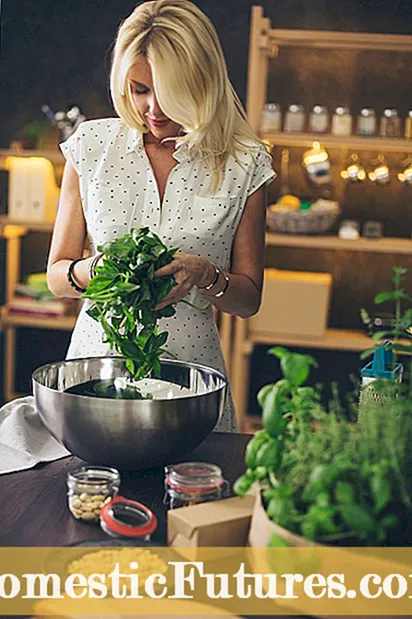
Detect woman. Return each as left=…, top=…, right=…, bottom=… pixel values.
left=47, top=0, right=276, bottom=432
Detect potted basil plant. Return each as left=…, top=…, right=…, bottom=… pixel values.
left=234, top=346, right=412, bottom=548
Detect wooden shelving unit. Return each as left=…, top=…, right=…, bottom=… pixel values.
left=0, top=183, right=68, bottom=401
left=267, top=28, right=412, bottom=53
left=0, top=307, right=76, bottom=331
left=262, top=132, right=412, bottom=154
left=0, top=215, right=54, bottom=233
left=230, top=7, right=412, bottom=432
left=243, top=327, right=372, bottom=353
left=0, top=149, right=64, bottom=169
left=266, top=232, right=412, bottom=254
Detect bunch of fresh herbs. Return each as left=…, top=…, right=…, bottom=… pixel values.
left=83, top=227, right=179, bottom=383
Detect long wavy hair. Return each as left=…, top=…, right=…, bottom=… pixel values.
left=110, top=0, right=261, bottom=192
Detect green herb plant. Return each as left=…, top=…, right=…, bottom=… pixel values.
left=83, top=227, right=187, bottom=385
left=361, top=265, right=412, bottom=393
left=235, top=346, right=412, bottom=546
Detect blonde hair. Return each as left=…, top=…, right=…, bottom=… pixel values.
left=110, top=0, right=261, bottom=192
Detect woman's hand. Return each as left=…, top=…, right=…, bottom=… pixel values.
left=153, top=252, right=214, bottom=310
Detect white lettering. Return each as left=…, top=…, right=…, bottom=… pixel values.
left=64, top=574, right=87, bottom=599
left=383, top=574, right=407, bottom=599
left=304, top=574, right=327, bottom=599
left=279, top=573, right=303, bottom=599
left=254, top=574, right=279, bottom=599
left=0, top=574, right=20, bottom=598
left=326, top=573, right=346, bottom=599
left=233, top=562, right=253, bottom=599
left=108, top=563, right=127, bottom=599
left=204, top=573, right=233, bottom=599
left=359, top=574, right=382, bottom=599
left=168, top=562, right=204, bottom=599
left=88, top=574, right=107, bottom=599
left=144, top=574, right=167, bottom=599
left=22, top=573, right=63, bottom=598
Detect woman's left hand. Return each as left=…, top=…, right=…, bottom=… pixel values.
left=153, top=252, right=213, bottom=310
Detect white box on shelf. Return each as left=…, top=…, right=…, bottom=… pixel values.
left=249, top=268, right=332, bottom=339
left=7, top=157, right=28, bottom=220
left=6, top=156, right=59, bottom=222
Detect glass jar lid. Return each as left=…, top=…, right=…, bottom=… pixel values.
left=287, top=104, right=304, bottom=113
left=311, top=105, right=328, bottom=114
left=67, top=465, right=121, bottom=491
left=360, top=108, right=375, bottom=117
left=100, top=497, right=157, bottom=538
left=264, top=103, right=281, bottom=111
left=334, top=106, right=350, bottom=115
left=383, top=108, right=399, bottom=118
left=165, top=461, right=225, bottom=494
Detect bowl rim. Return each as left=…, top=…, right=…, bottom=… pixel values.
left=31, top=356, right=228, bottom=402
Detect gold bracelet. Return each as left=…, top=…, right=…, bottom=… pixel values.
left=215, top=273, right=230, bottom=298
left=198, top=262, right=220, bottom=290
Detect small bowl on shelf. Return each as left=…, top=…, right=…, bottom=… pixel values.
left=267, top=198, right=340, bottom=235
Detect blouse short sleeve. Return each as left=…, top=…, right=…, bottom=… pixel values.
left=247, top=145, right=277, bottom=197
left=59, top=124, right=85, bottom=174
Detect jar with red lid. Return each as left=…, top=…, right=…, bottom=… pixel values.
left=164, top=461, right=229, bottom=509
left=100, top=496, right=157, bottom=541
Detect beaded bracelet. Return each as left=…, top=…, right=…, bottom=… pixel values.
left=215, top=273, right=230, bottom=298
left=67, top=258, right=87, bottom=294
left=198, top=261, right=220, bottom=291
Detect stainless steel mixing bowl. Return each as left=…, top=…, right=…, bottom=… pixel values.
left=32, top=357, right=227, bottom=470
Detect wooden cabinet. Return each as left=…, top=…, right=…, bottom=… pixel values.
left=231, top=6, right=412, bottom=432
left=0, top=149, right=77, bottom=402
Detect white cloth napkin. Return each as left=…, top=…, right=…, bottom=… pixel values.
left=0, top=395, right=70, bottom=475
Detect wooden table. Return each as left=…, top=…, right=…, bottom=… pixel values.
left=0, top=432, right=250, bottom=546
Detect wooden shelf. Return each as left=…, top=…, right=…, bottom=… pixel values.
left=268, top=28, right=412, bottom=53
left=247, top=328, right=374, bottom=352
left=0, top=215, right=54, bottom=232
left=266, top=232, right=412, bottom=254
left=1, top=307, right=76, bottom=331
left=0, top=148, right=64, bottom=168
left=262, top=132, right=412, bottom=153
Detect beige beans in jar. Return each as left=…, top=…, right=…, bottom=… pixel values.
left=66, top=465, right=121, bottom=523
left=68, top=491, right=114, bottom=522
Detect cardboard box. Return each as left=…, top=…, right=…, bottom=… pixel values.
left=167, top=495, right=255, bottom=550
left=249, top=268, right=332, bottom=339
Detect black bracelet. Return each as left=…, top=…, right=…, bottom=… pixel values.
left=67, top=258, right=87, bottom=294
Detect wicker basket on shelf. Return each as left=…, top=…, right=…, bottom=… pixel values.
left=267, top=201, right=340, bottom=235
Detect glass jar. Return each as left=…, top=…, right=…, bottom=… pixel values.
left=405, top=111, right=412, bottom=139
left=308, top=105, right=329, bottom=134
left=67, top=465, right=121, bottom=523
left=331, top=106, right=352, bottom=136
left=164, top=462, right=229, bottom=509
left=260, top=103, right=282, bottom=133
left=100, top=496, right=157, bottom=540
left=380, top=108, right=401, bottom=138
left=284, top=104, right=305, bottom=133
left=357, top=108, right=376, bottom=137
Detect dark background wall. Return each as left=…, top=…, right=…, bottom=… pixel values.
left=1, top=0, right=412, bottom=409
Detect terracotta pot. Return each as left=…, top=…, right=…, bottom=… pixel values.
left=248, top=486, right=315, bottom=547
left=247, top=486, right=407, bottom=618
